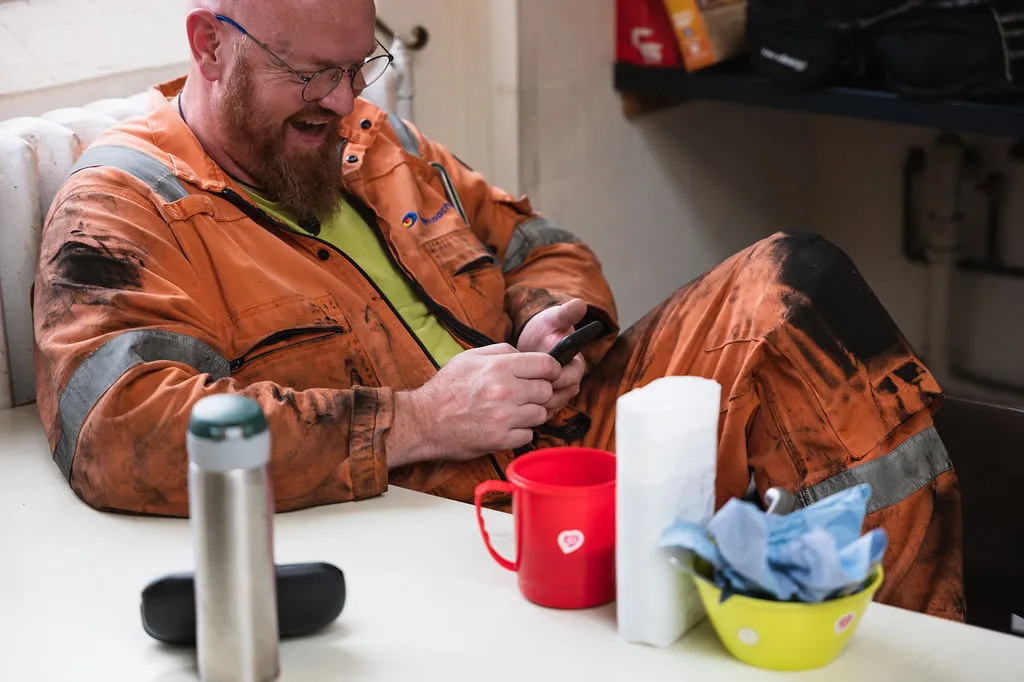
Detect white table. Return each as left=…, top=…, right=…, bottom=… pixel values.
left=1, top=405, right=1022, bottom=681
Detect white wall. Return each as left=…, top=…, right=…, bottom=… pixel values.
left=0, top=0, right=507, bottom=189
left=374, top=0, right=513, bottom=189
left=516, top=0, right=813, bottom=328
left=0, top=0, right=191, bottom=117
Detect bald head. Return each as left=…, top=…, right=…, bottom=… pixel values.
left=188, top=0, right=377, bottom=73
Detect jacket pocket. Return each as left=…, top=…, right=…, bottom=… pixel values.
left=229, top=326, right=346, bottom=373
left=422, top=228, right=511, bottom=342
left=221, top=293, right=380, bottom=390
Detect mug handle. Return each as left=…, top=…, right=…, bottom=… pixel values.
left=474, top=480, right=517, bottom=572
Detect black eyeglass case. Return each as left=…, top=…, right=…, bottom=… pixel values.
left=140, top=561, right=346, bottom=646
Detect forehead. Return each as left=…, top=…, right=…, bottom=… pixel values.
left=245, top=1, right=376, bottom=67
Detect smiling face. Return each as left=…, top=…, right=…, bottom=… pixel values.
left=212, top=0, right=377, bottom=217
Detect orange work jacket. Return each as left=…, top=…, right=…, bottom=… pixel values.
left=32, top=77, right=618, bottom=516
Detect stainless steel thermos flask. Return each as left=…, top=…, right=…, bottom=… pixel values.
left=187, top=394, right=280, bottom=682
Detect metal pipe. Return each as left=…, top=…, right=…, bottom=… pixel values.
left=922, top=133, right=965, bottom=384
left=376, top=17, right=429, bottom=51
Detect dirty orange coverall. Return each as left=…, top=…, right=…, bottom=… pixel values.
left=32, top=78, right=962, bottom=621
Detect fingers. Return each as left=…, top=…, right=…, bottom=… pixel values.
left=468, top=342, right=518, bottom=357
left=511, top=404, right=549, bottom=429
left=543, top=354, right=584, bottom=415
left=551, top=355, right=585, bottom=390
left=516, top=378, right=554, bottom=406
left=505, top=428, right=536, bottom=450
left=505, top=351, right=561, bottom=381
left=545, top=383, right=581, bottom=410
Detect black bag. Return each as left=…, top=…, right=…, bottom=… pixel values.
left=745, top=1, right=850, bottom=89
left=746, top=0, right=1024, bottom=99
left=867, top=1, right=1024, bottom=99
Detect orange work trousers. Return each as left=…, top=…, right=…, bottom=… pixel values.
left=563, top=231, right=963, bottom=622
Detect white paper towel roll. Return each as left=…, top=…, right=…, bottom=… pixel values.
left=615, top=375, right=721, bottom=647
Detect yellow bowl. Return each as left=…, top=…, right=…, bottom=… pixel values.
left=693, top=566, right=884, bottom=672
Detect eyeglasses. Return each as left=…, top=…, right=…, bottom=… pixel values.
left=214, top=14, right=394, bottom=102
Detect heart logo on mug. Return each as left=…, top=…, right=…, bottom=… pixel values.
left=557, top=529, right=585, bottom=554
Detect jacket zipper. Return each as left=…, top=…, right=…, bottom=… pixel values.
left=229, top=326, right=345, bottom=372
left=344, top=190, right=498, bottom=349
left=218, top=188, right=507, bottom=481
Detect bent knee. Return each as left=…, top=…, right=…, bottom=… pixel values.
left=753, top=230, right=854, bottom=279
left=752, top=230, right=909, bottom=371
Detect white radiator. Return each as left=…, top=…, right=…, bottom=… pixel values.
left=0, top=93, right=151, bottom=410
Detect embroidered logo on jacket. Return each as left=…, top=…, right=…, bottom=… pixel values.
left=401, top=212, right=418, bottom=228
left=421, top=202, right=452, bottom=226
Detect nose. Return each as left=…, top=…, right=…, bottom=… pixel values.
left=317, top=78, right=355, bottom=118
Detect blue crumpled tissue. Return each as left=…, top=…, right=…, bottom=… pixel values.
left=660, top=483, right=887, bottom=603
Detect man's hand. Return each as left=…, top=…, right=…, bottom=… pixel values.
left=516, top=298, right=588, bottom=418
left=386, top=344, right=562, bottom=468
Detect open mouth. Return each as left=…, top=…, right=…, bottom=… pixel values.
left=291, top=121, right=328, bottom=134
left=287, top=118, right=335, bottom=146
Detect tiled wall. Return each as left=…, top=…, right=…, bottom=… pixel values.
left=516, top=0, right=814, bottom=328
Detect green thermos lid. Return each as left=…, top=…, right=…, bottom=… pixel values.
left=188, top=394, right=268, bottom=441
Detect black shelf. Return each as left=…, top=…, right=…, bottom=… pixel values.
left=614, top=60, right=1024, bottom=139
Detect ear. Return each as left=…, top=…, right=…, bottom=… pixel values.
left=185, top=10, right=228, bottom=81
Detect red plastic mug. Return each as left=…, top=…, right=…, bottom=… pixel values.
left=474, top=447, right=616, bottom=609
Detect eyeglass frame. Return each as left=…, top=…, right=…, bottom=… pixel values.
left=213, top=13, right=394, bottom=103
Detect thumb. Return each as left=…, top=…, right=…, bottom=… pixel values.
left=549, top=298, right=588, bottom=332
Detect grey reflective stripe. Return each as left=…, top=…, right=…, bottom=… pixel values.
left=430, top=162, right=471, bottom=229
left=54, top=330, right=230, bottom=481
left=503, top=217, right=581, bottom=274
left=69, top=145, right=188, bottom=202
left=388, top=112, right=420, bottom=158
left=795, top=426, right=953, bottom=515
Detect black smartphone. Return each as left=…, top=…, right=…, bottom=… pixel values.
left=548, top=320, right=604, bottom=366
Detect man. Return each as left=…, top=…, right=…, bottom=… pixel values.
left=32, top=0, right=962, bottom=621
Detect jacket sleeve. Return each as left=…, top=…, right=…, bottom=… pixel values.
left=32, top=178, right=391, bottom=517
left=400, top=119, right=620, bottom=364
